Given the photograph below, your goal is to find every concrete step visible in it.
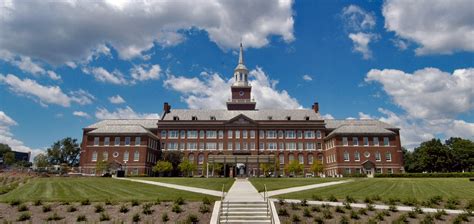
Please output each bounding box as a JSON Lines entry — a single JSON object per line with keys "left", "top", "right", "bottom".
{"left": 220, "top": 216, "right": 270, "bottom": 220}
{"left": 220, "top": 211, "right": 269, "bottom": 216}
{"left": 224, "top": 201, "right": 267, "bottom": 204}
{"left": 223, "top": 203, "right": 267, "bottom": 207}
{"left": 221, "top": 207, "right": 267, "bottom": 211}
{"left": 219, "top": 220, "right": 271, "bottom": 223}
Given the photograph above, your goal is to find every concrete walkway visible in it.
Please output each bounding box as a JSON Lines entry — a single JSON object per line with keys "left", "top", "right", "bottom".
{"left": 276, "top": 199, "right": 466, "bottom": 215}
{"left": 224, "top": 178, "right": 264, "bottom": 202}
{"left": 265, "top": 179, "right": 353, "bottom": 197}
{"left": 116, "top": 177, "right": 223, "bottom": 197}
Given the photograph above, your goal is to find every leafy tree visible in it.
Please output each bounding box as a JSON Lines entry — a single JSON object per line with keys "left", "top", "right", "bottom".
{"left": 274, "top": 158, "right": 280, "bottom": 176}
{"left": 208, "top": 163, "right": 223, "bottom": 176}
{"left": 260, "top": 163, "right": 272, "bottom": 177}
{"left": 96, "top": 160, "right": 110, "bottom": 174}
{"left": 0, "top": 143, "right": 12, "bottom": 157}
{"left": 445, "top": 137, "right": 474, "bottom": 172}
{"left": 3, "top": 151, "right": 15, "bottom": 165}
{"left": 178, "top": 159, "right": 196, "bottom": 177}
{"left": 34, "top": 153, "right": 50, "bottom": 168}
{"left": 285, "top": 160, "right": 304, "bottom": 177}
{"left": 46, "top": 138, "right": 80, "bottom": 167}
{"left": 161, "top": 151, "right": 182, "bottom": 176}
{"left": 310, "top": 160, "right": 324, "bottom": 176}
{"left": 153, "top": 161, "right": 173, "bottom": 176}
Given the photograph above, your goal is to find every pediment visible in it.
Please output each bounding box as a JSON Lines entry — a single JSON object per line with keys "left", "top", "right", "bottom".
{"left": 226, "top": 114, "right": 256, "bottom": 125}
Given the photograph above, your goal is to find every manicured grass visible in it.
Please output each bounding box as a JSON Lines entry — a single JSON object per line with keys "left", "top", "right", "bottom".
{"left": 250, "top": 178, "right": 345, "bottom": 192}
{"left": 134, "top": 177, "right": 235, "bottom": 191}
{"left": 0, "top": 177, "right": 217, "bottom": 202}
{"left": 277, "top": 178, "right": 474, "bottom": 202}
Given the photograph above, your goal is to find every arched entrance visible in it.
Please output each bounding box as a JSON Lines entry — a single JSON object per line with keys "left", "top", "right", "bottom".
{"left": 362, "top": 160, "right": 375, "bottom": 177}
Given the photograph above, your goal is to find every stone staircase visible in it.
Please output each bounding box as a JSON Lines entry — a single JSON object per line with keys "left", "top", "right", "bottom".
{"left": 219, "top": 201, "right": 272, "bottom": 223}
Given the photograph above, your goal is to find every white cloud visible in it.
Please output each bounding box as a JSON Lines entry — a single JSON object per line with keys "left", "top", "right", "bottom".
{"left": 0, "top": 0, "right": 295, "bottom": 65}
{"left": 348, "top": 32, "right": 376, "bottom": 59}
{"left": 46, "top": 70, "right": 61, "bottom": 80}
{"left": 86, "top": 67, "right": 128, "bottom": 85}
{"left": 302, "top": 74, "right": 312, "bottom": 81}
{"left": 95, "top": 106, "right": 160, "bottom": 119}
{"left": 321, "top": 113, "right": 334, "bottom": 119}
{"left": 358, "top": 112, "right": 375, "bottom": 120}
{"left": 73, "top": 111, "right": 90, "bottom": 118}
{"left": 0, "top": 73, "right": 95, "bottom": 107}
{"left": 130, "top": 64, "right": 162, "bottom": 81}
{"left": 0, "top": 53, "right": 61, "bottom": 80}
{"left": 383, "top": 0, "right": 474, "bottom": 55}
{"left": 108, "top": 95, "right": 126, "bottom": 104}
{"left": 163, "top": 67, "right": 302, "bottom": 109}
{"left": 341, "top": 5, "right": 376, "bottom": 31}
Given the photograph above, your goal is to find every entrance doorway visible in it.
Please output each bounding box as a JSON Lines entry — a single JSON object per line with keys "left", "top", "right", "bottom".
{"left": 236, "top": 163, "right": 246, "bottom": 177}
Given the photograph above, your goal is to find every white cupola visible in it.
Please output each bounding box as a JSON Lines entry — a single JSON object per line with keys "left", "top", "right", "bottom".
{"left": 233, "top": 43, "right": 249, "bottom": 87}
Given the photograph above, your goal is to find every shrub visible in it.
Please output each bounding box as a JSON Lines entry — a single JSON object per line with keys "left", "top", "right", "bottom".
{"left": 371, "top": 195, "right": 382, "bottom": 201}
{"left": 187, "top": 214, "right": 199, "bottom": 224}
{"left": 358, "top": 208, "right": 367, "bottom": 215}
{"left": 155, "top": 197, "right": 161, "bottom": 205}
{"left": 363, "top": 196, "right": 373, "bottom": 204}
{"left": 104, "top": 198, "right": 112, "bottom": 205}
{"left": 291, "top": 214, "right": 301, "bottom": 223}
{"left": 67, "top": 205, "right": 77, "bottom": 212}
{"left": 76, "top": 214, "right": 87, "bottom": 222}
{"left": 60, "top": 201, "right": 69, "bottom": 205}
{"left": 42, "top": 204, "right": 51, "bottom": 213}
{"left": 434, "top": 209, "right": 447, "bottom": 220}
{"left": 278, "top": 208, "right": 289, "bottom": 216}
{"left": 328, "top": 195, "right": 338, "bottom": 202}
{"left": 46, "top": 212, "right": 63, "bottom": 221}
{"left": 300, "top": 198, "right": 308, "bottom": 206}
{"left": 9, "top": 199, "right": 21, "bottom": 206}
{"left": 311, "top": 205, "right": 321, "bottom": 212}
{"left": 414, "top": 206, "right": 424, "bottom": 214}
{"left": 429, "top": 195, "right": 443, "bottom": 205}
{"left": 466, "top": 199, "right": 474, "bottom": 211}
{"left": 312, "top": 194, "right": 323, "bottom": 201}
{"left": 142, "top": 203, "right": 154, "bottom": 215}
{"left": 407, "top": 210, "right": 417, "bottom": 218}
{"left": 303, "top": 207, "right": 312, "bottom": 217}
{"left": 131, "top": 199, "right": 140, "bottom": 206}
{"left": 162, "top": 213, "right": 169, "bottom": 222}
{"left": 174, "top": 196, "right": 185, "bottom": 205}
{"left": 119, "top": 204, "right": 129, "bottom": 213}
{"left": 335, "top": 206, "right": 345, "bottom": 213}
{"left": 393, "top": 214, "right": 408, "bottom": 224}
{"left": 389, "top": 204, "right": 398, "bottom": 212}
{"left": 94, "top": 204, "right": 104, "bottom": 213}
{"left": 199, "top": 204, "right": 210, "bottom": 213}
{"left": 375, "top": 212, "right": 385, "bottom": 221}
{"left": 322, "top": 209, "right": 333, "bottom": 219}
{"left": 291, "top": 202, "right": 299, "bottom": 210}
{"left": 350, "top": 210, "right": 360, "bottom": 220}
{"left": 17, "top": 212, "right": 31, "bottom": 221}
{"left": 421, "top": 214, "right": 434, "bottom": 224}
{"left": 202, "top": 196, "right": 211, "bottom": 205}
{"left": 386, "top": 197, "right": 399, "bottom": 205}
{"left": 313, "top": 216, "right": 324, "bottom": 224}
{"left": 99, "top": 212, "right": 110, "bottom": 221}
{"left": 80, "top": 199, "right": 90, "bottom": 205}
{"left": 445, "top": 197, "right": 459, "bottom": 209}
{"left": 17, "top": 204, "right": 28, "bottom": 212}
{"left": 345, "top": 195, "right": 356, "bottom": 203}
{"left": 374, "top": 172, "right": 474, "bottom": 178}
{"left": 367, "top": 203, "right": 375, "bottom": 211}
{"left": 367, "top": 218, "right": 377, "bottom": 224}
{"left": 132, "top": 213, "right": 140, "bottom": 222}
{"left": 339, "top": 215, "right": 349, "bottom": 224}
{"left": 402, "top": 198, "right": 418, "bottom": 206}
{"left": 453, "top": 213, "right": 469, "bottom": 224}
{"left": 278, "top": 198, "right": 285, "bottom": 205}
{"left": 33, "top": 199, "right": 42, "bottom": 206}
{"left": 172, "top": 203, "right": 182, "bottom": 213}
{"left": 343, "top": 202, "right": 352, "bottom": 210}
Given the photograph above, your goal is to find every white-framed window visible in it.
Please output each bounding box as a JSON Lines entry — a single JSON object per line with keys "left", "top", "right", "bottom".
{"left": 199, "top": 142, "right": 205, "bottom": 150}
{"left": 316, "top": 130, "right": 322, "bottom": 139}
{"left": 356, "top": 168, "right": 362, "bottom": 174}
{"left": 308, "top": 154, "right": 314, "bottom": 164}
{"left": 375, "top": 151, "right": 381, "bottom": 161}
{"left": 206, "top": 130, "right": 217, "bottom": 139}
{"left": 297, "top": 131, "right": 303, "bottom": 139}
{"left": 103, "top": 151, "right": 108, "bottom": 161}
{"left": 304, "top": 131, "right": 315, "bottom": 139}
{"left": 285, "top": 130, "right": 296, "bottom": 139}
{"left": 352, "top": 137, "right": 358, "bottom": 146}
{"left": 206, "top": 142, "right": 217, "bottom": 150}
{"left": 344, "top": 151, "right": 350, "bottom": 161}
{"left": 188, "top": 154, "right": 194, "bottom": 162}
{"left": 267, "top": 142, "right": 277, "bottom": 151}
{"left": 266, "top": 130, "right": 276, "bottom": 139}
{"left": 187, "top": 130, "right": 197, "bottom": 139}
{"left": 278, "top": 142, "right": 284, "bottom": 151}
{"left": 259, "top": 130, "right": 264, "bottom": 139}
{"left": 198, "top": 154, "right": 204, "bottom": 164}
{"left": 187, "top": 142, "right": 197, "bottom": 151}
{"left": 297, "top": 142, "right": 303, "bottom": 151}
{"left": 289, "top": 154, "right": 295, "bottom": 162}
{"left": 180, "top": 130, "right": 186, "bottom": 139}
{"left": 286, "top": 142, "right": 296, "bottom": 151}
{"left": 161, "top": 130, "right": 167, "bottom": 138}
{"left": 250, "top": 142, "right": 255, "bottom": 150}
{"left": 123, "top": 151, "right": 129, "bottom": 161}
{"left": 386, "top": 152, "right": 392, "bottom": 161}
{"left": 354, "top": 151, "right": 360, "bottom": 161}
{"left": 123, "top": 137, "right": 130, "bottom": 146}
{"left": 342, "top": 137, "right": 348, "bottom": 146}
{"left": 376, "top": 168, "right": 382, "bottom": 174}
{"left": 92, "top": 151, "right": 97, "bottom": 161}
{"left": 279, "top": 154, "right": 285, "bottom": 164}
{"left": 317, "top": 143, "right": 322, "bottom": 150}
{"left": 298, "top": 154, "right": 304, "bottom": 164}
{"left": 259, "top": 143, "right": 264, "bottom": 151}
{"left": 387, "top": 168, "right": 393, "bottom": 174}
{"left": 363, "top": 137, "right": 369, "bottom": 146}
{"left": 250, "top": 130, "right": 255, "bottom": 139}
{"left": 134, "top": 151, "right": 139, "bottom": 161}
{"left": 235, "top": 130, "right": 240, "bottom": 139}
{"left": 373, "top": 137, "right": 379, "bottom": 146}
{"left": 218, "top": 130, "right": 224, "bottom": 139}
{"left": 199, "top": 130, "right": 205, "bottom": 139}
{"left": 93, "top": 137, "right": 99, "bottom": 146}
{"left": 227, "top": 142, "right": 233, "bottom": 150}
{"left": 305, "top": 142, "right": 315, "bottom": 151}
{"left": 383, "top": 137, "right": 390, "bottom": 146}
{"left": 167, "top": 142, "right": 178, "bottom": 150}
{"left": 218, "top": 142, "right": 224, "bottom": 151}
{"left": 135, "top": 137, "right": 141, "bottom": 146}
{"left": 278, "top": 130, "right": 284, "bottom": 139}
{"left": 169, "top": 130, "right": 179, "bottom": 139}
{"left": 345, "top": 168, "right": 351, "bottom": 174}
{"left": 242, "top": 142, "right": 248, "bottom": 150}
{"left": 179, "top": 143, "right": 185, "bottom": 150}
{"left": 228, "top": 130, "right": 233, "bottom": 139}
{"left": 242, "top": 130, "right": 248, "bottom": 138}
{"left": 104, "top": 137, "right": 110, "bottom": 146}
{"left": 235, "top": 142, "right": 241, "bottom": 150}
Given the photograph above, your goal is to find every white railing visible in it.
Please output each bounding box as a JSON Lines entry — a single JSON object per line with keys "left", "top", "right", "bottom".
{"left": 217, "top": 184, "right": 226, "bottom": 223}
{"left": 264, "top": 184, "right": 274, "bottom": 224}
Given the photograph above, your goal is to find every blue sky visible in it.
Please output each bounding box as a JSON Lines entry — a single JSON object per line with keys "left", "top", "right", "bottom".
{"left": 0, "top": 0, "right": 473, "bottom": 157}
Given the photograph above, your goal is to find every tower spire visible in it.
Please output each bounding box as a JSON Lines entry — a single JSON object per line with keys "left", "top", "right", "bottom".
{"left": 238, "top": 43, "right": 244, "bottom": 64}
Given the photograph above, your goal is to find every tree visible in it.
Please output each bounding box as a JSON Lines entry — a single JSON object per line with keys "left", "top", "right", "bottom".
{"left": 34, "top": 153, "right": 49, "bottom": 168}
{"left": 161, "top": 151, "right": 182, "bottom": 176}
{"left": 96, "top": 160, "right": 110, "bottom": 175}
{"left": 285, "top": 160, "right": 304, "bottom": 177}
{"left": 3, "top": 151, "right": 15, "bottom": 165}
{"left": 153, "top": 161, "right": 173, "bottom": 176}
{"left": 46, "top": 137, "right": 80, "bottom": 167}
{"left": 445, "top": 137, "right": 474, "bottom": 172}
{"left": 0, "top": 143, "right": 12, "bottom": 157}
{"left": 260, "top": 163, "right": 272, "bottom": 177}
{"left": 208, "top": 163, "right": 223, "bottom": 176}
{"left": 274, "top": 158, "right": 281, "bottom": 177}
{"left": 310, "top": 160, "right": 324, "bottom": 176}
{"left": 178, "top": 159, "right": 197, "bottom": 177}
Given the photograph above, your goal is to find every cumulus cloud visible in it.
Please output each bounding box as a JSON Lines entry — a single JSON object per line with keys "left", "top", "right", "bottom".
{"left": 130, "top": 64, "right": 162, "bottom": 81}
{"left": 0, "top": 0, "right": 295, "bottom": 65}
{"left": 0, "top": 111, "right": 42, "bottom": 160}
{"left": 164, "top": 67, "right": 302, "bottom": 109}
{"left": 0, "top": 74, "right": 95, "bottom": 107}
{"left": 73, "top": 111, "right": 90, "bottom": 118}
{"left": 383, "top": 0, "right": 474, "bottom": 55}
{"left": 348, "top": 32, "right": 376, "bottom": 59}
{"left": 108, "top": 95, "right": 126, "bottom": 104}
{"left": 302, "top": 74, "right": 312, "bottom": 81}
{"left": 95, "top": 106, "right": 160, "bottom": 119}
{"left": 84, "top": 67, "right": 128, "bottom": 85}
{"left": 341, "top": 5, "right": 377, "bottom": 59}
{"left": 0, "top": 52, "right": 61, "bottom": 80}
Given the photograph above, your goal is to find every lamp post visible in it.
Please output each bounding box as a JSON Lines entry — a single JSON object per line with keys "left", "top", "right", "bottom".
{"left": 124, "top": 161, "right": 127, "bottom": 177}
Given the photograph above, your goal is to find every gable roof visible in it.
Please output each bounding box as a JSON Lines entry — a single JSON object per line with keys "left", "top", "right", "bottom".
{"left": 86, "top": 119, "right": 159, "bottom": 129}
{"left": 324, "top": 119, "right": 397, "bottom": 138}
{"left": 161, "top": 109, "right": 322, "bottom": 121}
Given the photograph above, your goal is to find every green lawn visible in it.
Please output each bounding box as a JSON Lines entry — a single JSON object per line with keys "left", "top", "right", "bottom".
{"left": 277, "top": 178, "right": 474, "bottom": 202}
{"left": 250, "top": 178, "right": 345, "bottom": 192}
{"left": 0, "top": 177, "right": 217, "bottom": 202}
{"left": 134, "top": 177, "right": 235, "bottom": 191}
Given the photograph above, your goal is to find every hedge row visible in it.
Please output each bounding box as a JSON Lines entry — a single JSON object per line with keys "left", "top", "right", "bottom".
{"left": 375, "top": 172, "right": 474, "bottom": 178}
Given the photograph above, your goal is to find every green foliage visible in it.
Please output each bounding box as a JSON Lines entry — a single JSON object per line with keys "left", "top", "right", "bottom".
{"left": 291, "top": 202, "right": 299, "bottom": 210}
{"left": 343, "top": 202, "right": 352, "bottom": 210}
{"left": 278, "top": 198, "right": 285, "bottom": 205}
{"left": 3, "top": 152, "right": 15, "bottom": 166}
{"left": 420, "top": 214, "right": 434, "bottom": 224}
{"left": 46, "top": 212, "right": 63, "bottom": 221}
{"left": 310, "top": 160, "right": 324, "bottom": 175}
{"left": 95, "top": 160, "right": 111, "bottom": 174}
{"left": 277, "top": 208, "right": 289, "bottom": 216}
{"left": 99, "top": 212, "right": 110, "bottom": 221}
{"left": 94, "top": 204, "right": 104, "bottom": 213}
{"left": 33, "top": 199, "right": 42, "bottom": 206}
{"left": 291, "top": 214, "right": 301, "bottom": 223}
{"left": 178, "top": 159, "right": 197, "bottom": 177}
{"left": 80, "top": 199, "right": 90, "bottom": 205}
{"left": 153, "top": 160, "right": 173, "bottom": 176}
{"left": 303, "top": 207, "right": 312, "bottom": 217}
{"left": 34, "top": 153, "right": 49, "bottom": 168}
{"left": 284, "top": 159, "right": 304, "bottom": 176}
{"left": 339, "top": 215, "right": 349, "bottom": 224}
{"left": 67, "top": 205, "right": 77, "bottom": 212}
{"left": 350, "top": 210, "right": 360, "bottom": 220}
{"left": 358, "top": 208, "right": 367, "bottom": 215}
{"left": 119, "top": 204, "right": 129, "bottom": 213}
{"left": 311, "top": 205, "right": 321, "bottom": 212}
{"left": 260, "top": 163, "right": 272, "bottom": 176}
{"left": 76, "top": 214, "right": 87, "bottom": 222}
{"left": 393, "top": 214, "right": 408, "bottom": 224}
{"left": 186, "top": 214, "right": 199, "bottom": 223}
{"left": 335, "top": 206, "right": 345, "bottom": 213}
{"left": 131, "top": 199, "right": 140, "bottom": 206}
{"left": 313, "top": 216, "right": 324, "bottom": 224}
{"left": 375, "top": 172, "right": 474, "bottom": 178}
{"left": 9, "top": 199, "right": 21, "bottom": 206}
{"left": 46, "top": 137, "right": 80, "bottom": 167}
{"left": 17, "top": 204, "right": 28, "bottom": 212}
{"left": 328, "top": 194, "right": 337, "bottom": 202}
{"left": 172, "top": 203, "right": 182, "bottom": 213}
{"left": 174, "top": 196, "right": 185, "bottom": 205}
{"left": 322, "top": 208, "right": 332, "bottom": 219}
{"left": 366, "top": 203, "right": 375, "bottom": 211}
{"left": 142, "top": 203, "right": 153, "bottom": 215}
{"left": 162, "top": 213, "right": 169, "bottom": 222}
{"left": 300, "top": 198, "right": 308, "bottom": 206}
{"left": 407, "top": 210, "right": 417, "bottom": 218}
{"left": 132, "top": 213, "right": 140, "bottom": 222}
{"left": 161, "top": 151, "right": 183, "bottom": 176}
{"left": 199, "top": 204, "right": 210, "bottom": 213}
{"left": 42, "top": 204, "right": 51, "bottom": 213}
{"left": 465, "top": 199, "right": 474, "bottom": 211}
{"left": 312, "top": 194, "right": 323, "bottom": 201}
{"left": 345, "top": 195, "right": 356, "bottom": 203}
{"left": 17, "top": 212, "right": 31, "bottom": 221}
{"left": 202, "top": 196, "right": 211, "bottom": 205}
{"left": 389, "top": 204, "right": 398, "bottom": 212}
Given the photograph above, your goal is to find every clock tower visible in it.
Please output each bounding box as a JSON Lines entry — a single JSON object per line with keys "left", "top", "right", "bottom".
{"left": 226, "top": 43, "right": 256, "bottom": 110}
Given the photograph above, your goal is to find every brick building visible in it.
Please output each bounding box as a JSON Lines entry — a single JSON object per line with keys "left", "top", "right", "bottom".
{"left": 79, "top": 44, "right": 404, "bottom": 177}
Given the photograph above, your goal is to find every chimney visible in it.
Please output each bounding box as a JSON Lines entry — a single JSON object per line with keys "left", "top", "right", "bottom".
{"left": 163, "top": 102, "right": 171, "bottom": 113}
{"left": 312, "top": 102, "right": 319, "bottom": 113}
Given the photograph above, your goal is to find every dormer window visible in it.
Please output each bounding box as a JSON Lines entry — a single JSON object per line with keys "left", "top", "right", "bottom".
{"left": 173, "top": 116, "right": 179, "bottom": 121}
{"left": 286, "top": 116, "right": 291, "bottom": 120}
{"left": 305, "top": 116, "right": 310, "bottom": 121}
{"left": 192, "top": 116, "right": 198, "bottom": 121}
{"left": 267, "top": 116, "right": 273, "bottom": 120}
{"left": 210, "top": 116, "right": 216, "bottom": 120}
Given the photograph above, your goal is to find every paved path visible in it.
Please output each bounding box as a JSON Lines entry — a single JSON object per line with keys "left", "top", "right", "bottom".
{"left": 276, "top": 199, "right": 466, "bottom": 215}
{"left": 115, "top": 177, "right": 223, "bottom": 197}
{"left": 265, "top": 179, "right": 353, "bottom": 197}
{"left": 224, "top": 178, "right": 264, "bottom": 202}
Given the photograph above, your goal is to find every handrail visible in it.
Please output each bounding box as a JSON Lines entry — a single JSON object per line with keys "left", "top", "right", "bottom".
{"left": 217, "top": 184, "right": 225, "bottom": 224}
{"left": 264, "top": 184, "right": 274, "bottom": 224}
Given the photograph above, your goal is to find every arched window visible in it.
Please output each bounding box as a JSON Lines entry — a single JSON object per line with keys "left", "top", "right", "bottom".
{"left": 318, "top": 154, "right": 323, "bottom": 164}
{"left": 279, "top": 154, "right": 284, "bottom": 164}
{"left": 308, "top": 154, "right": 314, "bottom": 164}
{"left": 188, "top": 154, "right": 194, "bottom": 162}
{"left": 134, "top": 151, "right": 140, "bottom": 161}
{"left": 316, "top": 130, "right": 322, "bottom": 139}
{"left": 123, "top": 151, "right": 129, "bottom": 161}
{"left": 103, "top": 151, "right": 108, "bottom": 161}
{"left": 289, "top": 154, "right": 295, "bottom": 162}
{"left": 239, "top": 73, "right": 242, "bottom": 81}
{"left": 343, "top": 151, "right": 349, "bottom": 161}
{"left": 244, "top": 74, "right": 247, "bottom": 82}
{"left": 298, "top": 154, "right": 304, "bottom": 164}
{"left": 198, "top": 154, "right": 204, "bottom": 164}
{"left": 92, "top": 151, "right": 97, "bottom": 162}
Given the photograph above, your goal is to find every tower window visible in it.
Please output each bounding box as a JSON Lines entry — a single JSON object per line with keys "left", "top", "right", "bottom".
{"left": 210, "top": 116, "right": 216, "bottom": 120}
{"left": 305, "top": 116, "right": 310, "bottom": 121}
{"left": 192, "top": 116, "right": 197, "bottom": 120}
{"left": 267, "top": 116, "right": 273, "bottom": 120}
{"left": 173, "top": 116, "right": 179, "bottom": 120}
{"left": 286, "top": 116, "right": 291, "bottom": 120}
